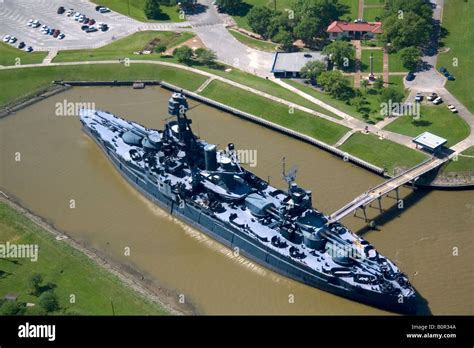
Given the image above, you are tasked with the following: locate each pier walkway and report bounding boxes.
[327,156,448,223]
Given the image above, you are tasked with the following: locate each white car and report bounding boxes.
[58,33,65,39]
[433,97,443,105]
[3,35,11,42]
[99,7,111,13]
[8,36,17,44]
[28,19,34,26]
[447,104,458,113]
[32,20,40,27]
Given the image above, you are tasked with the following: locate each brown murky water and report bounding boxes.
[0,87,472,314]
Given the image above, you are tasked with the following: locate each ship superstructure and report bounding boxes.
[79,93,417,313]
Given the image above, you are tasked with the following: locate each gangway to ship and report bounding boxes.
[327,156,448,223]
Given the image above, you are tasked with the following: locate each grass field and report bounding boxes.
[363,6,384,21]
[200,80,350,145]
[0,42,47,66]
[383,105,470,147]
[364,0,385,5]
[54,31,194,62]
[92,0,184,22]
[0,203,168,315]
[228,29,278,52]
[387,75,407,97]
[441,146,474,172]
[0,64,207,107]
[360,49,383,73]
[339,133,428,175]
[437,0,474,113]
[388,51,408,72]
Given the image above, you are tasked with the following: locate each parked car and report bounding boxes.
[66,9,74,16]
[100,24,109,31]
[53,29,60,38]
[95,5,104,11]
[447,104,458,113]
[415,93,423,102]
[57,6,66,14]
[27,19,34,26]
[405,72,415,81]
[85,27,98,33]
[26,46,33,52]
[447,74,456,81]
[32,20,41,28]
[58,33,65,40]
[48,28,55,35]
[439,67,447,74]
[3,35,11,42]
[427,93,438,101]
[433,97,443,105]
[83,18,90,24]
[9,36,17,44]
[99,7,111,13]
[18,41,26,49]
[81,25,89,31]
[89,19,96,25]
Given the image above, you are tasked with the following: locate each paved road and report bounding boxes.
[187,0,274,77]
[0,0,189,51]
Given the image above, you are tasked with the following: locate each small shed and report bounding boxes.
[271,52,328,78]
[4,293,18,301]
[412,132,447,152]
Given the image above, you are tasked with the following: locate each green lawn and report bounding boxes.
[364,0,385,5]
[383,105,470,147]
[200,80,350,145]
[285,79,388,123]
[0,203,168,315]
[363,6,384,21]
[437,0,474,113]
[387,75,407,97]
[228,29,278,52]
[92,0,184,22]
[339,133,428,175]
[339,0,359,20]
[360,49,383,73]
[441,147,474,172]
[0,64,207,107]
[0,42,47,66]
[54,31,195,63]
[388,51,408,72]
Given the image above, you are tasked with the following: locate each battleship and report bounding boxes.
[79,92,418,313]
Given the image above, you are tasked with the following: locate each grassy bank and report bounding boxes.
[383,105,470,147]
[339,133,428,175]
[0,202,168,315]
[437,0,474,113]
[200,80,350,145]
[228,29,278,52]
[0,42,47,66]
[440,146,474,173]
[0,64,207,107]
[54,31,195,63]
[92,0,184,22]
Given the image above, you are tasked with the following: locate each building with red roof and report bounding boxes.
[326,20,383,40]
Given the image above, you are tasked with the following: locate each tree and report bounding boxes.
[360,79,369,90]
[173,46,194,63]
[399,46,422,71]
[155,45,167,54]
[272,29,293,52]
[380,12,431,50]
[195,48,217,65]
[379,87,404,105]
[323,40,355,71]
[384,0,433,22]
[29,273,43,296]
[0,301,26,316]
[216,0,242,14]
[300,60,327,84]
[247,7,274,39]
[317,70,354,101]
[144,0,163,20]
[293,17,321,47]
[373,76,385,90]
[39,291,59,313]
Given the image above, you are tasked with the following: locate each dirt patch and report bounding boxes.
[164,36,206,55]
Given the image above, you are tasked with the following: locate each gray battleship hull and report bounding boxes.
[83,125,418,314]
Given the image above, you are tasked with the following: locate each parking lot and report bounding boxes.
[0,0,189,51]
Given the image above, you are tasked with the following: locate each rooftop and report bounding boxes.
[271,51,327,73]
[327,21,383,34]
[412,132,447,150]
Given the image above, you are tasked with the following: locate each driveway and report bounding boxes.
[187,0,274,77]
